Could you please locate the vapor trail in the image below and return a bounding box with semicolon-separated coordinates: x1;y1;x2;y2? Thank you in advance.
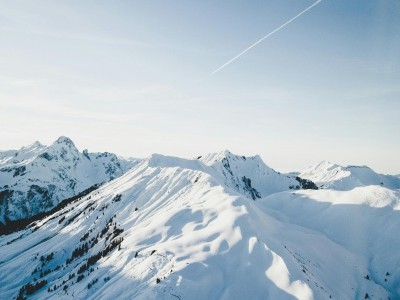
211;0;323;76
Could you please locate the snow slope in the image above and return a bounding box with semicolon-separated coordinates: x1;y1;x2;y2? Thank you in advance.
0;153;398;300
0;137;137;223
299;161;400;190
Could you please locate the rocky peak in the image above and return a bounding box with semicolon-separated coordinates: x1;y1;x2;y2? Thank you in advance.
54;136;76;147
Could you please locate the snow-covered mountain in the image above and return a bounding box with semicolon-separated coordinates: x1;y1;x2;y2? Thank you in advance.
0;151;399;299
0;137;137;223
299;161;400;190
199;150;317;199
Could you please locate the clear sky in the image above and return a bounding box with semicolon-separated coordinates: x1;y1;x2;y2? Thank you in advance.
1;0;399;174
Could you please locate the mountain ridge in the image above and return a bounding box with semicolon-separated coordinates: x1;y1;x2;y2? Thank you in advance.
0;137;137;223
0;139;318;224
299;160;400;190
0;146;398;299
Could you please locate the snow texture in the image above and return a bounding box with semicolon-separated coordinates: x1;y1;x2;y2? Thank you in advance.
0;141;399;300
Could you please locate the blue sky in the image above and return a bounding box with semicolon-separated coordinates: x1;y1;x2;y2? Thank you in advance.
1;0;399;173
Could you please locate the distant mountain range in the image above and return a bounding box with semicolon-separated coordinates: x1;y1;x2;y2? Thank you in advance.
300;161;400;190
0;138;399;300
0;139;318;224
0;136;137;223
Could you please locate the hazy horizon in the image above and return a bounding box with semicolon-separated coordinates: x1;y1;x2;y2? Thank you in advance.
1;0;399;174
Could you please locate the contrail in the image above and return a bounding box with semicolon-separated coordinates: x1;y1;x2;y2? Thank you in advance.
211;0;323;76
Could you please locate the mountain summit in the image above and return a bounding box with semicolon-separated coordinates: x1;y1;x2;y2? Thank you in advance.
0;137;137;223
199;150;317;199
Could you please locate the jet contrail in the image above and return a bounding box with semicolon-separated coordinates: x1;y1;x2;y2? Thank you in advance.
211;0;323;76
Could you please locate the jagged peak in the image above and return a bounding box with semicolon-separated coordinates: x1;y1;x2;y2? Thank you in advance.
50;136;79;153
40;136;81;162
20;140;45;152
54;136;75;146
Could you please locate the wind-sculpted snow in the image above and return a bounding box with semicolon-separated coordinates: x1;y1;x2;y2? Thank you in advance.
258;187;400;299
300;161;400;190
0;153;398;300
0;137;137;223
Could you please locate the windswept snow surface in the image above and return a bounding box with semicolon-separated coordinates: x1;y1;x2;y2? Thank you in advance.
0;152;399;300
300;161;400;190
0;137;137;222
